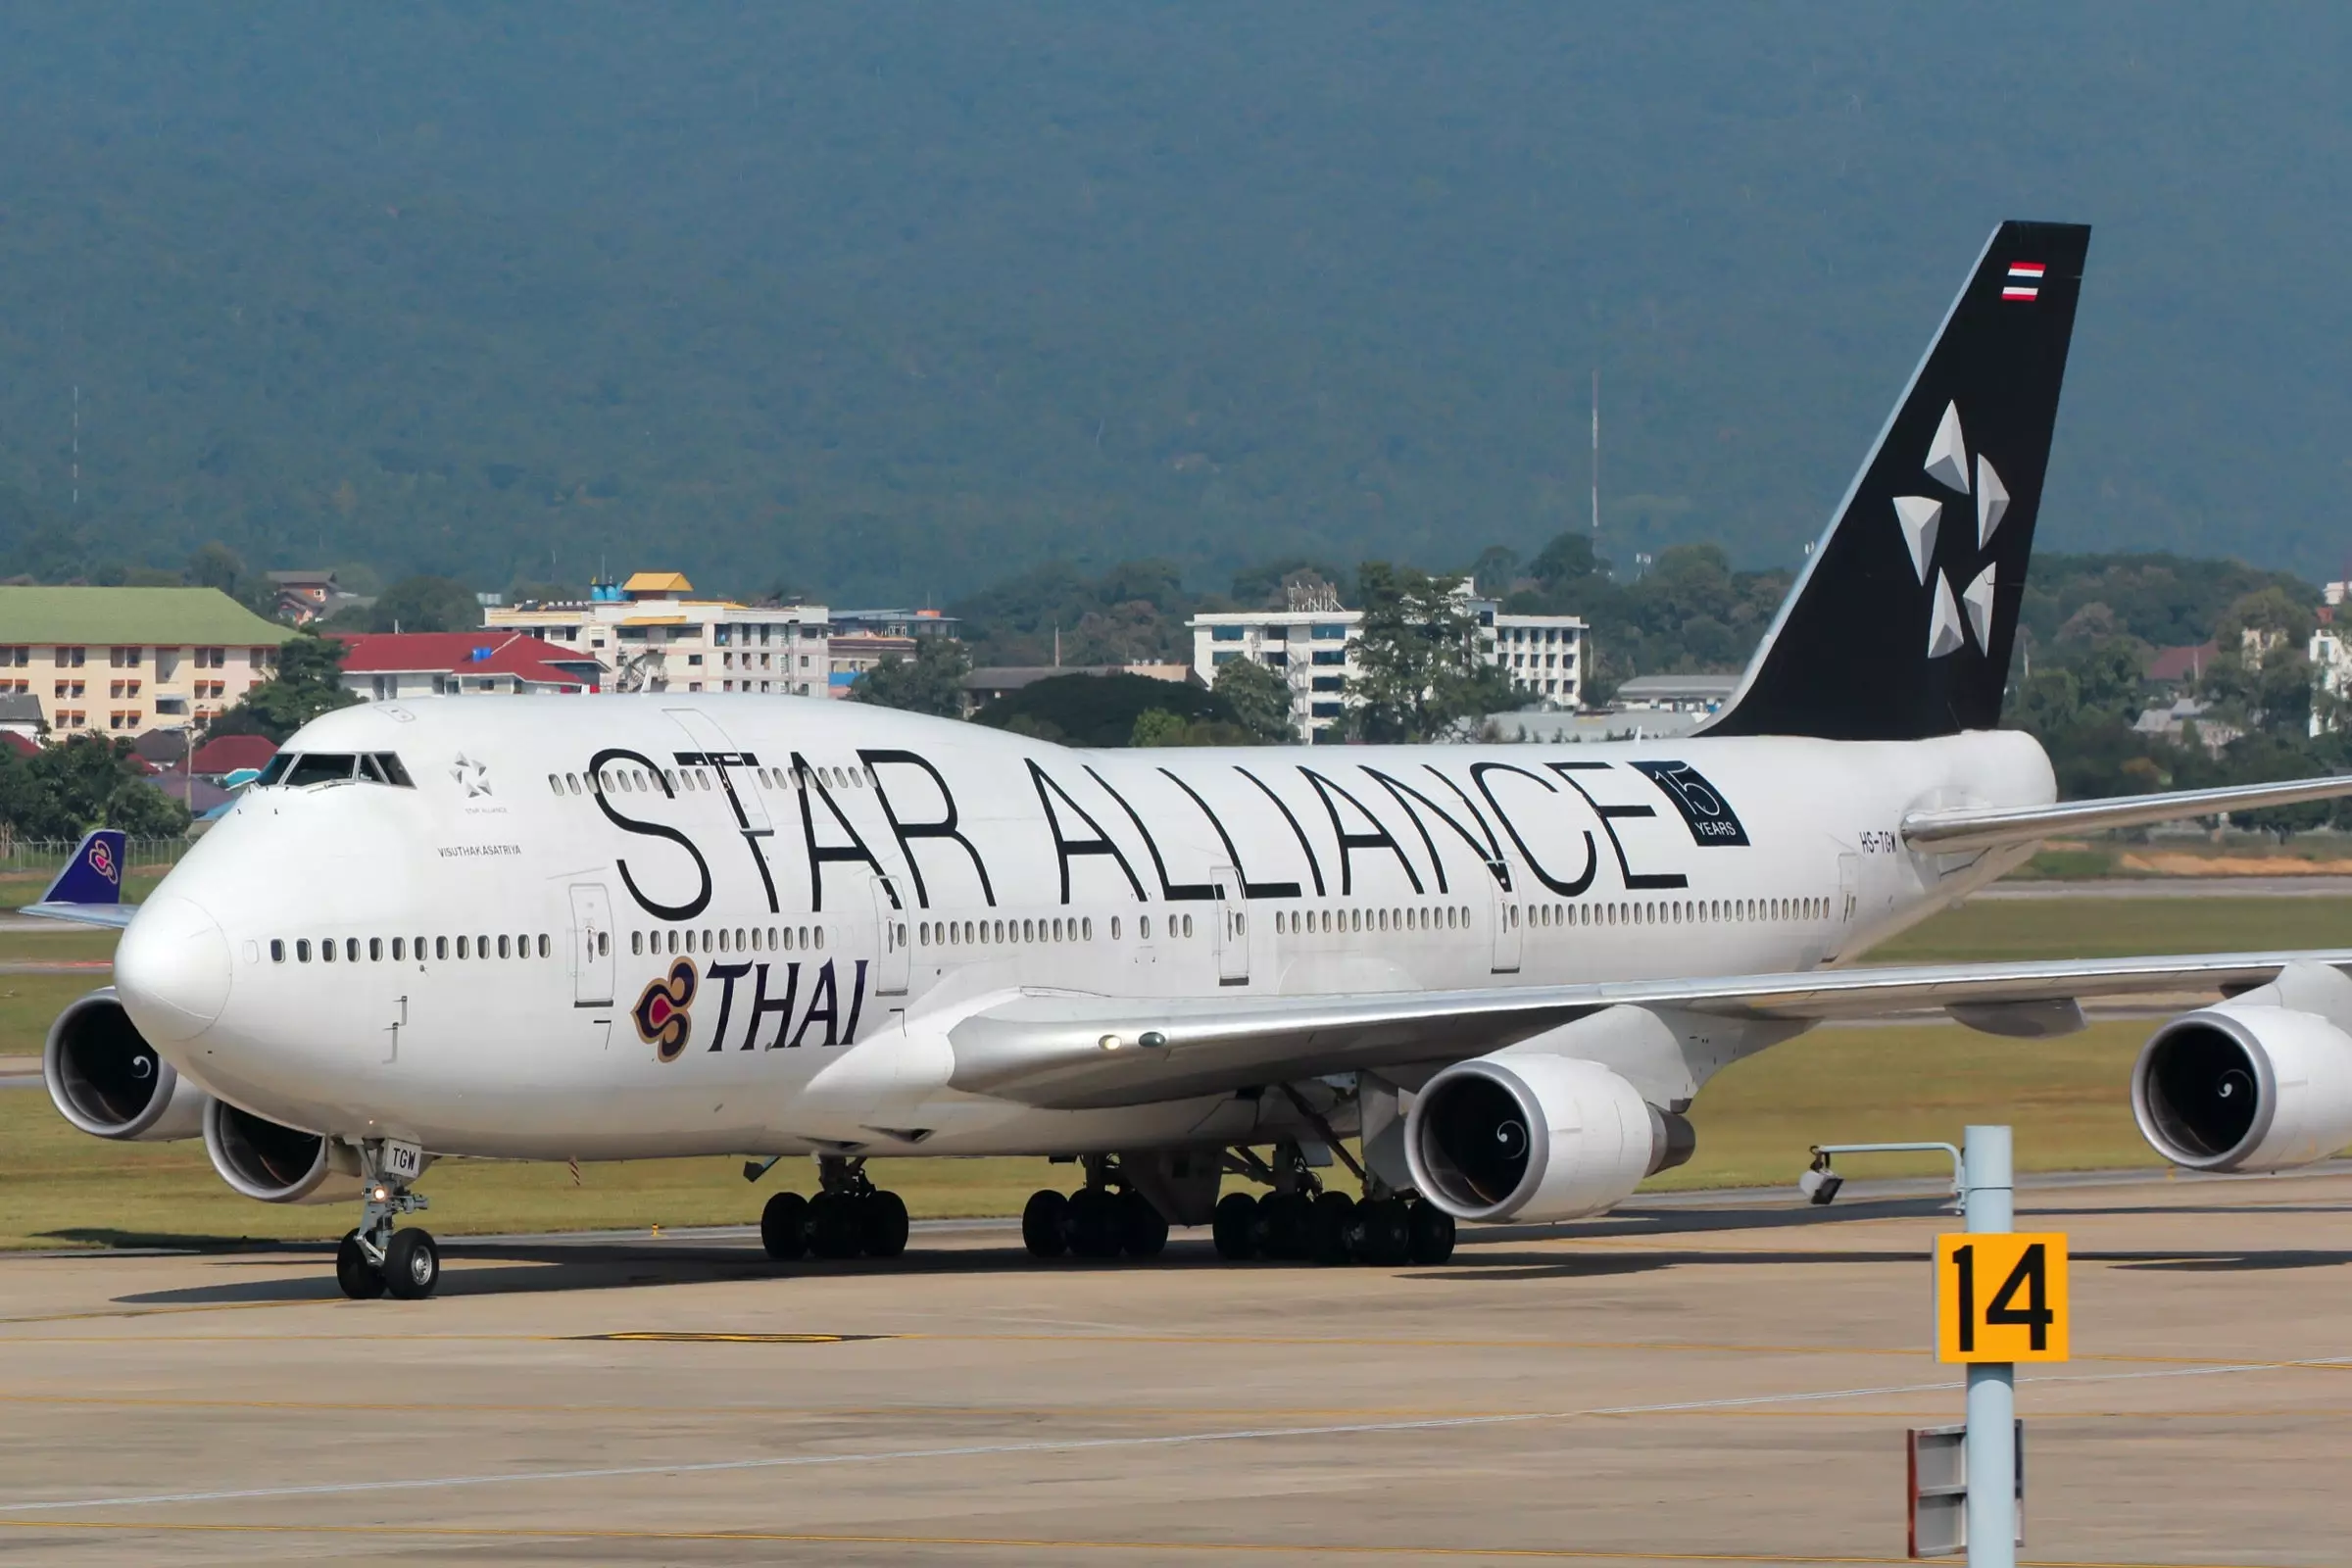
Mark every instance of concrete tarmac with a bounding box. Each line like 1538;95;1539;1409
3;1172;2350;1565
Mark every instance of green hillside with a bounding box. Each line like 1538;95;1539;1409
1;6;2347;603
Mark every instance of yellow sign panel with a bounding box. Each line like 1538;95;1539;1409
1936;1233;2070;1363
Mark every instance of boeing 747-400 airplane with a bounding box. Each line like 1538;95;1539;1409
39;221;2352;1299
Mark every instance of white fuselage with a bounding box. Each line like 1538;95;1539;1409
116;695;2054;1162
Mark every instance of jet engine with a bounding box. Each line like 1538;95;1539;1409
202;1098;358;1204
1404;1052;1693;1224
2134;986;2352;1174
44;988;210;1142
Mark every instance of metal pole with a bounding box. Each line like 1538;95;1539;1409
1963;1124;2015;1568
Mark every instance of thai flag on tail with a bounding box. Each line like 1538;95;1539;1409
2002;262;2045;301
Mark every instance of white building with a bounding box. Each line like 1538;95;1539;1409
1188;588;1588;740
2312;621;2351;736
485;572;828;696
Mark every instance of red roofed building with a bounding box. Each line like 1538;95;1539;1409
331;633;601;701
190;734;280;780
2145;642;2218;687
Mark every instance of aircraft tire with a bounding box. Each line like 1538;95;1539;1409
1406;1200;1456;1265
1352;1198;1413;1267
1210;1192;1258;1260
860;1190;910;1259
1308;1192;1356;1266
1021;1190;1068;1258
807;1193;862;1260
1117;1190;1168;1258
383;1228;440;1300
1066;1188;1124;1259
1254;1192;1311;1262
760;1192;808;1261
335;1230;385;1300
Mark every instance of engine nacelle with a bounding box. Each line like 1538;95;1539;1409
2134;999;2352;1174
44;988;210;1142
1405;1052;1692;1224
202;1098;359;1204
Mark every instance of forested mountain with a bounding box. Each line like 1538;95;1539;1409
1;7;2348;603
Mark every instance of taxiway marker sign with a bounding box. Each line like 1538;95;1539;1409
1936;1233;2069;1363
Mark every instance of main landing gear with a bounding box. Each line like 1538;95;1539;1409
1208;1140;1455;1267
335;1159;439;1300
1020;1154;1170;1261
758;1155;909;1262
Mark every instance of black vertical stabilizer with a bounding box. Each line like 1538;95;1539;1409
1705;221;2090;740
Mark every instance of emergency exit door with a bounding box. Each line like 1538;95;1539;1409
569;883;614;1007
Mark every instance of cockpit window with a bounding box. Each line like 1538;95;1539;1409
283;754;358;788
268;752;416;789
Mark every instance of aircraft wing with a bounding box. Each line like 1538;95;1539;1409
945;950;2352;1108
16;830;136;929
1902;775;2352;854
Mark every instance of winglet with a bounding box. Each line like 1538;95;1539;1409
20;829;137;928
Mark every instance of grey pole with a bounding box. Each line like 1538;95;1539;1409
1962;1124;2015;1568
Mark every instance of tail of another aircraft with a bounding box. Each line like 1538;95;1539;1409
20;829;136;928
1705;220;2091;741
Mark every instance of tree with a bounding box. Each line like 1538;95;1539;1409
975;672;1230;747
368;575;480;633
0;734;190;840
207;629;361;743
1211;657;1295;743
853;637;971;717
1343;563;1518;743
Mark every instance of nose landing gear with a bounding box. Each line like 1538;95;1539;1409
335;1152;438;1300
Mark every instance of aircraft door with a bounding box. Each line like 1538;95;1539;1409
1826;853;1862;960
871;875;909;996
568;883;615;1006
1213;866;1249;986
1489;873;1522;974
665;708;771;832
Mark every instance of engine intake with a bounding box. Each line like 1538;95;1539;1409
203;1099;356;1204
44;988;209;1141
2134;999;2352;1173
1405;1053;1691;1224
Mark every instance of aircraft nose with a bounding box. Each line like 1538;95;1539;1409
116;894;233;1045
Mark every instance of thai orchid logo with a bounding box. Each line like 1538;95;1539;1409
87;840;119;884
633;958;698;1062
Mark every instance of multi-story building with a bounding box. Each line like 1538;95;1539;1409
333;633;601;701
1188;587;1590;740
484;572;829;697
0;587;293;735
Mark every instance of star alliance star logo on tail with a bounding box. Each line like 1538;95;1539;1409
634;959;698;1062
1891;401;2009;661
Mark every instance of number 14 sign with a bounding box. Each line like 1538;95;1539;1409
1936;1234;2070;1363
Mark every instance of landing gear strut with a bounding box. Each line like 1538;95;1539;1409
1020;1154;1168;1261
336;1152;438;1300
753;1155;908;1262
1211;1137;1455;1267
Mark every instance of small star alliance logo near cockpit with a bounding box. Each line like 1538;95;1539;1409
1892;400;2009;661
633;959;698;1062
450;753;493;798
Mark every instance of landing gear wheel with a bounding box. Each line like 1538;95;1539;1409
1065;1188;1123;1258
807;1192;863;1259
1308;1192;1357;1266
1117;1190;1168;1258
1021;1190;1069;1258
1406;1200;1456;1265
859;1190;909;1259
1210;1192;1258;1260
335;1230;385;1299
760;1192;808;1261
1350;1198;1412;1267
382;1228;441;1299
1254;1192;1312;1262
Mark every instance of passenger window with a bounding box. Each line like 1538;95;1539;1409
549;774;564;796
1140;915;1153;940
296;939;311;962
320;938;336;963
1111;916;1121;940
813;926;824;951
597;932;610;956
369;938;383;961
666;930;679;955
1083;917;1094;940
270;939;286;962
632;932;644;956
566;773;581;794
435;936;448;959
346;938;360;962
539;934;550;957
458;936;469;958
392;938;406;960
498;935;512;958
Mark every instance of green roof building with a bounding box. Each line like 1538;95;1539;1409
0;586;293;737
